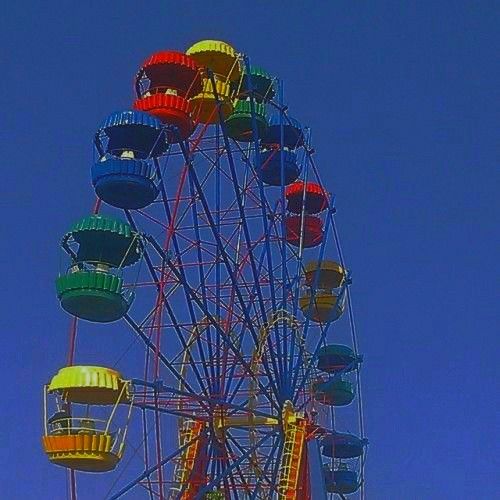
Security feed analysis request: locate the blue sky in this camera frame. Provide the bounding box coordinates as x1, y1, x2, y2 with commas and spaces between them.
1, 2, 498, 499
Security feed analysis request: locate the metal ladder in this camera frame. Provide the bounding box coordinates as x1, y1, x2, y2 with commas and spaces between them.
278, 417, 307, 499
170, 420, 205, 499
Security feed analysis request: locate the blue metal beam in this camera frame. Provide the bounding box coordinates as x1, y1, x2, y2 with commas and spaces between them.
123, 314, 208, 409
153, 157, 214, 389
124, 210, 211, 399
196, 431, 277, 498
145, 234, 280, 412
107, 429, 207, 500
204, 73, 284, 394
173, 140, 282, 404
242, 58, 286, 395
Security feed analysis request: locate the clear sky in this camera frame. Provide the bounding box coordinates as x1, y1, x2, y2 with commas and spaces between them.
1, 2, 498, 499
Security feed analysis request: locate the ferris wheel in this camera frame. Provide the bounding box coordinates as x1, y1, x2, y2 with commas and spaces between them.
42, 39, 368, 499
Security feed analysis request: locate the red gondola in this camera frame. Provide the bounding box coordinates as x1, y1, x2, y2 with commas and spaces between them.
285, 181, 328, 214
285, 215, 323, 248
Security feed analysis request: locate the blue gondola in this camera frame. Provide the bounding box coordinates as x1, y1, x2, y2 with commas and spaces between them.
322, 432, 368, 459
92, 111, 167, 208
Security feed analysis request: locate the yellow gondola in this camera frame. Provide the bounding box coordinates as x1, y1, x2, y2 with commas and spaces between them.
47, 365, 130, 405
303, 260, 345, 289
42, 365, 133, 473
189, 78, 234, 124
186, 39, 241, 82
299, 291, 345, 323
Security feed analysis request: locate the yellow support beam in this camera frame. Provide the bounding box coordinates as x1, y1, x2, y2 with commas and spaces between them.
217, 415, 279, 429
278, 401, 308, 500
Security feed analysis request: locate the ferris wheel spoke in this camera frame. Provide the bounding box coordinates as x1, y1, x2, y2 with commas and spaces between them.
183, 180, 284, 394
246, 222, 289, 389
123, 214, 213, 399
178, 436, 231, 499
107, 427, 207, 500
134, 382, 278, 423
269, 436, 286, 499
188, 172, 224, 388
137, 176, 218, 394
140, 408, 156, 500
186, 175, 210, 314
181, 114, 272, 326
196, 430, 277, 498
215, 439, 241, 497
191, 141, 226, 178
224, 363, 254, 406
123, 314, 212, 408
172, 377, 276, 419
153, 156, 284, 403
143, 237, 280, 410
153, 164, 234, 392
220, 321, 259, 401
184, 172, 280, 386
248, 434, 283, 499
225, 429, 280, 498
275, 84, 292, 390
233, 69, 287, 318
233, 81, 280, 314
132, 402, 200, 421
222, 437, 253, 497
